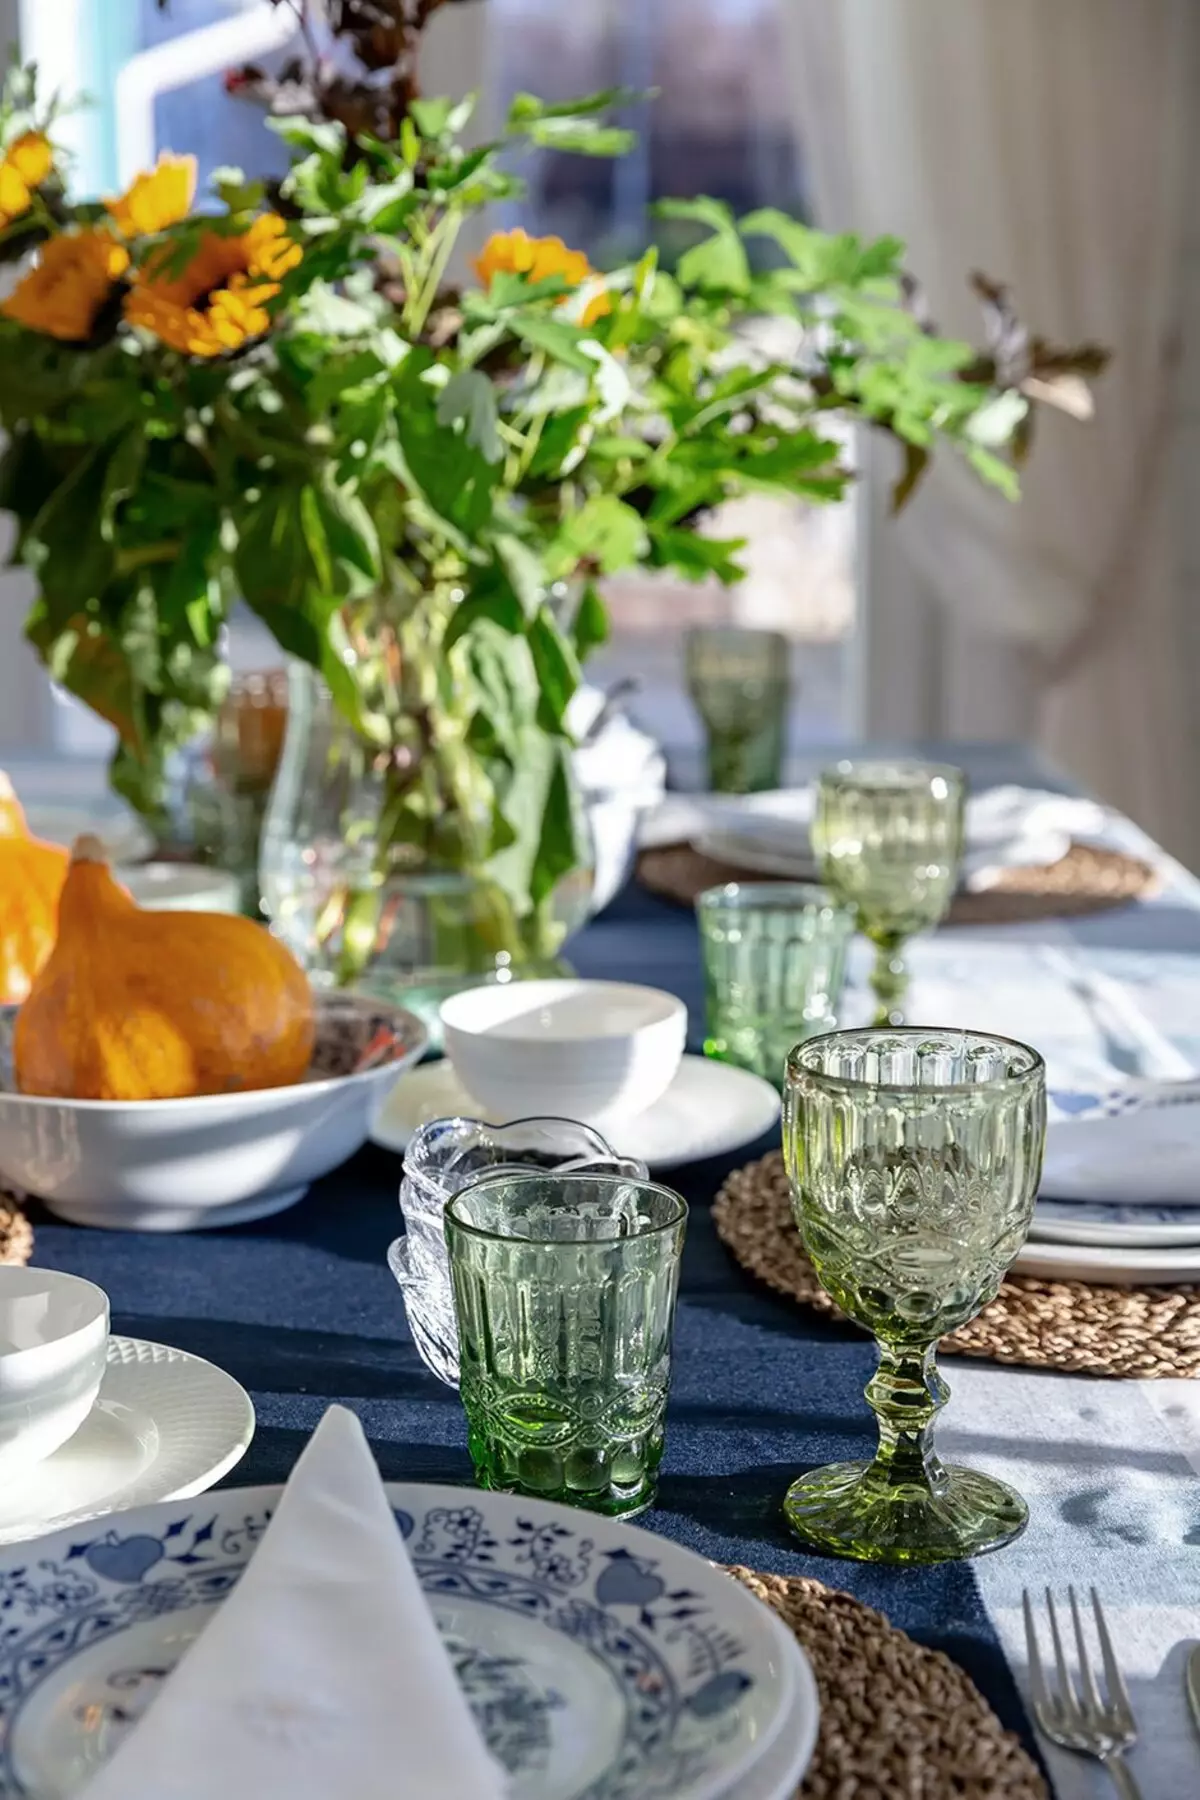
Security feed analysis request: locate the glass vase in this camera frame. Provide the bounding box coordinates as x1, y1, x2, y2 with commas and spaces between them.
259, 663, 587, 1023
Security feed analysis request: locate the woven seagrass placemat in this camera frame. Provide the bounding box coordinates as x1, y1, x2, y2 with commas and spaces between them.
725, 1565, 1046, 1799
639, 840, 1157, 923
0, 1190, 32, 1266
714, 1153, 1200, 1378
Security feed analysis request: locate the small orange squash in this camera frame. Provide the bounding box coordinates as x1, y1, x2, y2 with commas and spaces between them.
0, 772, 69, 1005
14, 835, 315, 1101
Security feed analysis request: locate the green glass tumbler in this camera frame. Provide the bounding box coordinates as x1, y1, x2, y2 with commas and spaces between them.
813, 761, 965, 1025
684, 626, 790, 793
782, 1028, 1045, 1563
445, 1171, 688, 1516
696, 881, 856, 1082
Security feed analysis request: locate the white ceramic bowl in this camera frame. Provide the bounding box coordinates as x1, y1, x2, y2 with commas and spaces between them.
440, 978, 687, 1126
0, 1268, 108, 1477
0, 994, 427, 1232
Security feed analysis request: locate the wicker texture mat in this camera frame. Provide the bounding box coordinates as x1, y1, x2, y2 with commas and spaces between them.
715, 1153, 1200, 1379
639, 840, 1156, 923
0, 1191, 32, 1266
726, 1565, 1046, 1799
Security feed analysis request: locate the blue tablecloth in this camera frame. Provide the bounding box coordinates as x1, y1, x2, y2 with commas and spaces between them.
28, 879, 1040, 1762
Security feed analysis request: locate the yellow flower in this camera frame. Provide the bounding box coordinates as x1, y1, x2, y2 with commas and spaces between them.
123, 213, 301, 357
0, 131, 53, 230
106, 153, 197, 239
474, 228, 610, 326
0, 229, 130, 341
6, 132, 52, 189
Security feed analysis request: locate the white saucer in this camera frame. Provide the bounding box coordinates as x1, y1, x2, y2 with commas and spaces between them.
0, 1335, 255, 1545
1013, 1237, 1200, 1286
1030, 1201, 1200, 1249
371, 1053, 781, 1168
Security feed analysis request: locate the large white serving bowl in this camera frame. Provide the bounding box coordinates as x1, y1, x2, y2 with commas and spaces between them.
0, 994, 427, 1232
441, 977, 687, 1126
0, 1267, 108, 1477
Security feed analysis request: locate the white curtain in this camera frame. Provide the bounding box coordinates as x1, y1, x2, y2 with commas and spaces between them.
783, 0, 1199, 861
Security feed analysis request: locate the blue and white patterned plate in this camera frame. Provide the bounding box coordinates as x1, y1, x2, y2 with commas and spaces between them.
0, 1483, 817, 1800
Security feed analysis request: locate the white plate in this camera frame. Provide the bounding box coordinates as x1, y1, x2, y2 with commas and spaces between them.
0, 1481, 818, 1800
1013, 1237, 1200, 1285
0, 1336, 254, 1545
370, 1054, 781, 1169
23, 802, 153, 865
1030, 1200, 1200, 1248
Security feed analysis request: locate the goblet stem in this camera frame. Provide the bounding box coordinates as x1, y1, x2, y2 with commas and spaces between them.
867, 932, 908, 1025
863, 1342, 949, 1495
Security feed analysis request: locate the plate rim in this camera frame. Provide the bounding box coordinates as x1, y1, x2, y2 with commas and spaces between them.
370, 1053, 781, 1167
0, 1334, 255, 1545
0, 1476, 818, 1800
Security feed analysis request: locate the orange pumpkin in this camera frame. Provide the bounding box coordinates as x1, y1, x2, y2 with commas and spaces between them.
0, 772, 69, 1005
14, 835, 315, 1101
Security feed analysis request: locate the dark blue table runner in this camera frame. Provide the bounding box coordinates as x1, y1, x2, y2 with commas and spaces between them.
29, 882, 1039, 1760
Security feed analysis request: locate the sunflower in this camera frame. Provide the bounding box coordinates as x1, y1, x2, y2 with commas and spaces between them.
123, 214, 301, 357
0, 229, 129, 341
474, 228, 610, 326
106, 153, 197, 239
0, 130, 53, 230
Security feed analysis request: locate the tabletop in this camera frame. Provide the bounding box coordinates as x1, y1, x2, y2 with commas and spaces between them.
28, 749, 1200, 1800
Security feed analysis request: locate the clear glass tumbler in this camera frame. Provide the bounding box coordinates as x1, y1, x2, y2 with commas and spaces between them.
387, 1116, 647, 1386
695, 881, 856, 1082
813, 760, 965, 1025
445, 1170, 688, 1515
684, 626, 791, 794
782, 1028, 1045, 1563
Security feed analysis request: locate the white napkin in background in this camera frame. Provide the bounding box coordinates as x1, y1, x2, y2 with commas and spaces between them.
641, 783, 1111, 891
79, 1406, 507, 1800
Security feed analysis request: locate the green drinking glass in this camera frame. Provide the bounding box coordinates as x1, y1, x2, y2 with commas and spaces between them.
445, 1170, 688, 1516
813, 760, 965, 1025
782, 1028, 1045, 1563
695, 881, 856, 1082
684, 626, 791, 793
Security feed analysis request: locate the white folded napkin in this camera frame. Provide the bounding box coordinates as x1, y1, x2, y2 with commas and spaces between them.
80, 1406, 507, 1800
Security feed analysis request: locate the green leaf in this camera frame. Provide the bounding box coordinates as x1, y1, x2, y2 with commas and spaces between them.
444, 581, 526, 651
436, 369, 503, 464
507, 310, 596, 373
493, 532, 546, 616
648, 526, 747, 584
508, 87, 635, 124
391, 347, 499, 537
526, 117, 635, 156
549, 495, 649, 578
653, 196, 737, 233
268, 116, 346, 157
570, 582, 609, 659
25, 445, 116, 616
528, 605, 581, 733
676, 229, 751, 296
964, 443, 1020, 500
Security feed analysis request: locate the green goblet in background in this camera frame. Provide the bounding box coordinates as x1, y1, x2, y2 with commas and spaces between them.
813, 761, 965, 1025
783, 1028, 1045, 1564
684, 625, 791, 794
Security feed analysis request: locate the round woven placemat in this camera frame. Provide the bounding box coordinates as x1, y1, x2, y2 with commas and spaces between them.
638, 839, 1156, 923
0, 1191, 32, 1265
714, 1153, 1200, 1378
725, 1565, 1046, 1799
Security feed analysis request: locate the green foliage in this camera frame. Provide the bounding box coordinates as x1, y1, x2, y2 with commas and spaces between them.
0, 61, 1101, 940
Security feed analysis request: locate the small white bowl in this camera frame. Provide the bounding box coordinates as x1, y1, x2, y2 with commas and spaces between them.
0, 1268, 108, 1477
440, 978, 687, 1126
0, 994, 427, 1232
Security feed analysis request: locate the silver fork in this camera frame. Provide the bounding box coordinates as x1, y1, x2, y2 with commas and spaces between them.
1023, 1587, 1143, 1799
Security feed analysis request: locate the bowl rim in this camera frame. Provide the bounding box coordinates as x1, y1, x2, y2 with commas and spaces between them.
440, 978, 686, 1043
0, 993, 428, 1115
0, 1267, 109, 1358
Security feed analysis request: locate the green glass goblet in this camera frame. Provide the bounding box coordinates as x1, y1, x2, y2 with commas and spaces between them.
445, 1170, 688, 1516
782, 1028, 1045, 1563
813, 761, 965, 1025
684, 625, 791, 794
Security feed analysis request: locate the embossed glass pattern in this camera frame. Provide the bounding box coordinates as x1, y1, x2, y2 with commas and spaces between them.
684, 626, 790, 793
696, 881, 855, 1081
813, 760, 965, 1023
782, 1028, 1045, 1562
445, 1172, 687, 1516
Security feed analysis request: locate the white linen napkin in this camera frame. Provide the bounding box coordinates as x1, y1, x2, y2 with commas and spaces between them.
79, 1405, 508, 1800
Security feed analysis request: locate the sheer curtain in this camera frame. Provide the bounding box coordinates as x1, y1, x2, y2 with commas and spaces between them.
784, 0, 1200, 860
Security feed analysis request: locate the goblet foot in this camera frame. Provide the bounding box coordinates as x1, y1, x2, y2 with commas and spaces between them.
783, 1458, 1028, 1564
